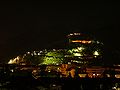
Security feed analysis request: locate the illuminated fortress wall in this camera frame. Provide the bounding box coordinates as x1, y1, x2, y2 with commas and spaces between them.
8, 33, 104, 66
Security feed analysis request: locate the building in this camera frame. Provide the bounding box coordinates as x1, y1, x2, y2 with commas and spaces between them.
8, 32, 119, 78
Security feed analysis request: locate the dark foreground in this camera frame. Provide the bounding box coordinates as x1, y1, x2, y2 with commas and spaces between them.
0, 76, 120, 90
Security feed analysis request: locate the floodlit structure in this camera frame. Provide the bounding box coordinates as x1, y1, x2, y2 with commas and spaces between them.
7, 32, 109, 78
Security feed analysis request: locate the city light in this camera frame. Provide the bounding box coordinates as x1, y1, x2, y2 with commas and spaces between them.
115, 75, 120, 78
73, 53, 82, 56
67, 33, 81, 37
38, 53, 40, 55
8, 59, 14, 64
93, 51, 99, 56
77, 47, 84, 51
8, 56, 20, 64
27, 52, 30, 54
3, 32, 120, 90
71, 40, 92, 43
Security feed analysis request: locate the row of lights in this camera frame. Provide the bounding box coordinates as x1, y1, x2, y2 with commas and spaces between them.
71, 40, 92, 44
67, 33, 81, 37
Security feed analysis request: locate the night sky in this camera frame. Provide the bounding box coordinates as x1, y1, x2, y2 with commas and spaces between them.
0, 1, 120, 62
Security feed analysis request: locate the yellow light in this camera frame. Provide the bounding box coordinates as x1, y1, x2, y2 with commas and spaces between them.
73, 53, 82, 56
115, 74, 120, 78
73, 49, 79, 52
38, 53, 40, 55
70, 69, 75, 78
72, 40, 82, 43
8, 59, 17, 64
70, 33, 73, 36
106, 74, 110, 77
77, 47, 84, 51
74, 33, 81, 35
11, 69, 14, 72
78, 74, 87, 78
27, 52, 30, 54
94, 51, 99, 56
16, 56, 20, 60
82, 40, 86, 43
71, 40, 91, 43
88, 41, 92, 43
8, 60, 13, 64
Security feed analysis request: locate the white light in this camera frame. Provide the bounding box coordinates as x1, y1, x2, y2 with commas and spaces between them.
31, 53, 33, 56
97, 41, 100, 44
97, 74, 99, 76
73, 53, 82, 56
27, 52, 30, 54
68, 62, 71, 64
69, 33, 73, 36
106, 74, 110, 77
16, 56, 20, 60
40, 51, 43, 53
24, 54, 26, 56
11, 69, 14, 72
53, 49, 56, 51
73, 49, 79, 52
34, 52, 37, 55
38, 53, 40, 55
74, 33, 81, 35
52, 84, 56, 87
56, 63, 59, 65
117, 65, 120, 67
8, 60, 13, 64
94, 51, 99, 56
77, 47, 84, 51
112, 87, 116, 89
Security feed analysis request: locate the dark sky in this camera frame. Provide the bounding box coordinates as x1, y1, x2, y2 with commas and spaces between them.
0, 1, 120, 62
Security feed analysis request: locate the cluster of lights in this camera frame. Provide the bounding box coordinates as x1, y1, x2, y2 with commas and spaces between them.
41, 50, 64, 65
8, 48, 101, 65
7, 32, 103, 66
67, 33, 81, 37
42, 57, 63, 65
68, 47, 84, 57
68, 47, 101, 58
93, 51, 99, 56
73, 53, 82, 56
71, 40, 92, 44
71, 60, 87, 64
25, 51, 44, 56
8, 56, 21, 64
77, 47, 84, 51
69, 47, 84, 53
